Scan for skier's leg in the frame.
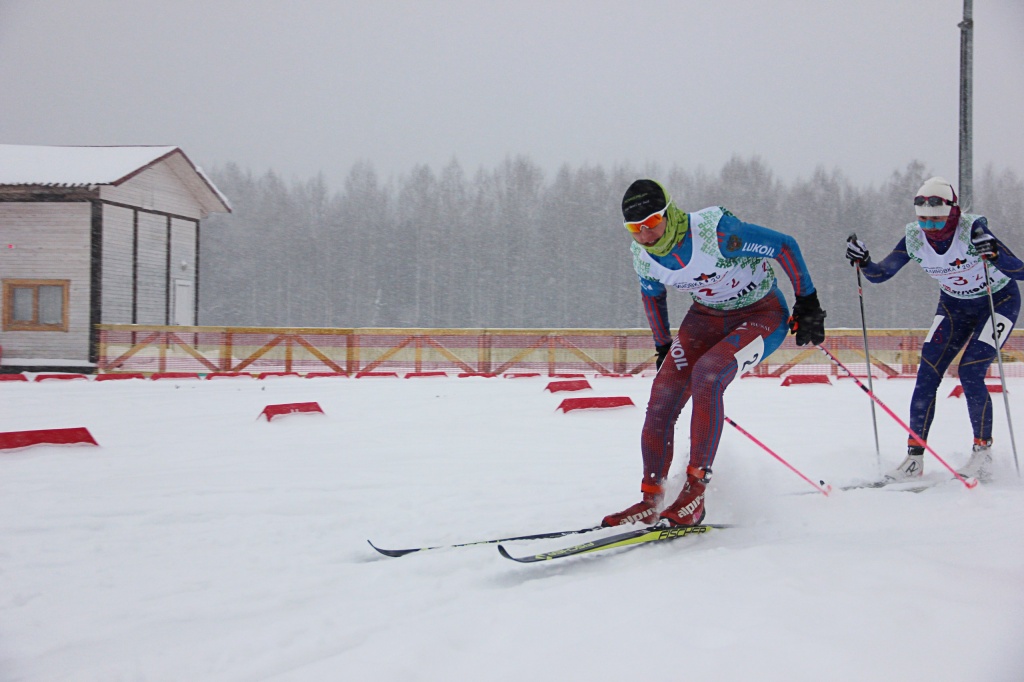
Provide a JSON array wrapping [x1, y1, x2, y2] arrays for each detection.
[[958, 286, 1020, 442], [661, 294, 788, 526], [602, 307, 714, 527], [909, 300, 974, 443], [956, 286, 1020, 479], [639, 333, 704, 482], [686, 306, 788, 470], [889, 299, 976, 481]]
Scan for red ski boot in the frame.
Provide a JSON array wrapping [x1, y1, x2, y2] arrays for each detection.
[[659, 466, 710, 526], [602, 481, 663, 527]]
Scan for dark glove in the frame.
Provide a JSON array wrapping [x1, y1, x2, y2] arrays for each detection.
[[655, 342, 672, 370], [788, 292, 827, 346], [845, 235, 870, 267], [971, 225, 998, 261]]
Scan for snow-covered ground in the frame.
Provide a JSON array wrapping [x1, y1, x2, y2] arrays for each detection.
[[1, 372, 1022, 681]]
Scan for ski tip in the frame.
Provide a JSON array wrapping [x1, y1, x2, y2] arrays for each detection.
[[367, 540, 415, 558], [367, 540, 392, 556], [497, 544, 533, 562]]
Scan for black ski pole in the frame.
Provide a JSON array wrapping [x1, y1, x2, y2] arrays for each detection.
[[849, 233, 882, 475], [973, 225, 1021, 477]]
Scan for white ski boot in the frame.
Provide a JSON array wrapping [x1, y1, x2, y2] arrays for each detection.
[[957, 439, 993, 482], [884, 447, 924, 482]]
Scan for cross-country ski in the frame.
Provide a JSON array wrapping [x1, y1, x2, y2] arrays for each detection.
[[368, 524, 604, 557], [497, 521, 732, 563]]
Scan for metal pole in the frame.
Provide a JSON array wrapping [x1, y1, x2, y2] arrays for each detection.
[[855, 263, 882, 474], [958, 0, 973, 211], [975, 244, 1021, 476], [849, 233, 882, 474]]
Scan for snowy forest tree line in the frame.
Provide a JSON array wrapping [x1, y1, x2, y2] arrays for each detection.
[[199, 156, 1024, 331]]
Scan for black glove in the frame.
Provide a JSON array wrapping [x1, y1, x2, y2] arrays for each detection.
[[971, 225, 999, 261], [788, 292, 827, 346], [655, 342, 672, 370], [845, 235, 870, 267]]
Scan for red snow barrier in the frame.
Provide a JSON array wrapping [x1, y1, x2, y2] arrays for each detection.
[[405, 371, 448, 378], [550, 373, 587, 378], [948, 384, 1003, 398], [546, 379, 592, 393], [95, 373, 145, 381], [150, 372, 201, 380], [557, 396, 635, 413], [458, 372, 497, 378], [206, 372, 251, 380], [0, 427, 99, 451], [258, 371, 300, 379], [356, 371, 399, 378], [304, 372, 347, 379], [0, 374, 29, 382], [259, 402, 325, 421], [504, 373, 541, 378], [781, 375, 831, 386], [34, 374, 88, 382]]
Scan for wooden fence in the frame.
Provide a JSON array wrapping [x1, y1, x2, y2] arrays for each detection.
[[95, 325, 1024, 378]]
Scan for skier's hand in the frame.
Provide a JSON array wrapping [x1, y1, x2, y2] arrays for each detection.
[[971, 225, 998, 261], [845, 235, 870, 267], [788, 292, 827, 346], [655, 342, 672, 370]]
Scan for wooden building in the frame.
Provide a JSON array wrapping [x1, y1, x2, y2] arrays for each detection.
[[0, 145, 231, 372]]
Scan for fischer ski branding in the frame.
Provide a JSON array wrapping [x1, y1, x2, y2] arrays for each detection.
[[497, 520, 732, 563], [368, 524, 604, 557]]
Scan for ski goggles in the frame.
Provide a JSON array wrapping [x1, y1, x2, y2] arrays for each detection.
[[914, 196, 954, 207], [624, 206, 668, 233]]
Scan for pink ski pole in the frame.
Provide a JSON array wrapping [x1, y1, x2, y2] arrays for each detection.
[[817, 345, 977, 489], [724, 416, 832, 495]]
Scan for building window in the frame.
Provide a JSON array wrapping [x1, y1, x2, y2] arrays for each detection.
[[2, 279, 70, 331]]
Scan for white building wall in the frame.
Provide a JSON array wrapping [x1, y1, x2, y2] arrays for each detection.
[[135, 212, 168, 325], [0, 202, 92, 361], [100, 161, 205, 219], [100, 204, 134, 324]]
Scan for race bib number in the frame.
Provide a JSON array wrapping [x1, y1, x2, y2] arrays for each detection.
[[979, 313, 1014, 349], [734, 335, 765, 376]]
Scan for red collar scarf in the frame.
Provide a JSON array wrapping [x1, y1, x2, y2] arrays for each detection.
[[924, 206, 961, 249]]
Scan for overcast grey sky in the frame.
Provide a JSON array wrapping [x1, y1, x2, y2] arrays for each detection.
[[1, 0, 1022, 189]]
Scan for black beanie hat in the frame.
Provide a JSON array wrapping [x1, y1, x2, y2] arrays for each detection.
[[622, 179, 668, 222]]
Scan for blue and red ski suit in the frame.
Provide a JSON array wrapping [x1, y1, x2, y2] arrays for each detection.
[[635, 207, 817, 487]]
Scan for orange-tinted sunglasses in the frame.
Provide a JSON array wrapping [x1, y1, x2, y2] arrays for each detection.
[[624, 206, 668, 233]]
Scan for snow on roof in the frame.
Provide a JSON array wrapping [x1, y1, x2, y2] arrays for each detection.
[[0, 144, 181, 186], [192, 164, 233, 212], [0, 144, 231, 214]]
